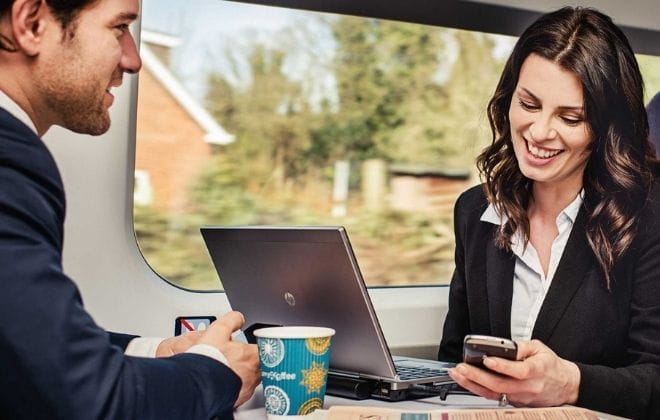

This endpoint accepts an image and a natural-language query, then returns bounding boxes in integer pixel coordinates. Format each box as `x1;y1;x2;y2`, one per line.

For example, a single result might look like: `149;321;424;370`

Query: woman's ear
9;0;50;57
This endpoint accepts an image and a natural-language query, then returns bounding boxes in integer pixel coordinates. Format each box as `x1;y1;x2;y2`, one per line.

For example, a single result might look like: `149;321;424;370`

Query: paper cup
255;326;335;419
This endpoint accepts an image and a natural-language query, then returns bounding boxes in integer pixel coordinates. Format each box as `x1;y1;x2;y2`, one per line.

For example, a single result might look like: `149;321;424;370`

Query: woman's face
509;53;592;189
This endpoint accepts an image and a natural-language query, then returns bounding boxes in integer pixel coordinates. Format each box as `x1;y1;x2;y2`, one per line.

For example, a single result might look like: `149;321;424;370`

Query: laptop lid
201;226;398;379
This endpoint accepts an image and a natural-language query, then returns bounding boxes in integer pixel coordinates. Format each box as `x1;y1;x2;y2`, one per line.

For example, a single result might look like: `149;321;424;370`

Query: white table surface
235;386;628;420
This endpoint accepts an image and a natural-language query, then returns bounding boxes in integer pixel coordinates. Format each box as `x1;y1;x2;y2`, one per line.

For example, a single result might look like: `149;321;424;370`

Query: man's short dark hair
1;0;99;51
1;0;98;30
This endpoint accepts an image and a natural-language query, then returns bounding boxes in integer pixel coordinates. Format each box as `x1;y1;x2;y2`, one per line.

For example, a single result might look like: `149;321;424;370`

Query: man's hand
198;311;261;407
155;330;204;357
153;312;261;407
448;339;581;407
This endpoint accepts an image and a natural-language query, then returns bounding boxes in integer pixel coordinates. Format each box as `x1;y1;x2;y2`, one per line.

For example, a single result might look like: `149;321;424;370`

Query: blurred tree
309;18;503;169
310;17;422;162
206;45;315;194
134;205;220;289
637;54;660;104
187;154;260;225
433;31;504;169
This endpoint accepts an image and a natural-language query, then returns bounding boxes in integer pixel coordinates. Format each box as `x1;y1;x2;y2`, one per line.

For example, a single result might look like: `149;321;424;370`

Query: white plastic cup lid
253;326;335;339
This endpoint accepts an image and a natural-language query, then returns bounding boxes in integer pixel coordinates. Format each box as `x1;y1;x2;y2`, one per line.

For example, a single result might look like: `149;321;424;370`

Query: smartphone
463;335;517;367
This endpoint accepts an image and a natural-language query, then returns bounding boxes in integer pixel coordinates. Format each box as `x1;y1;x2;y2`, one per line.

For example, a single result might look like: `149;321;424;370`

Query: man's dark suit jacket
439;184;660;420
648;92;660;158
0;108;241;419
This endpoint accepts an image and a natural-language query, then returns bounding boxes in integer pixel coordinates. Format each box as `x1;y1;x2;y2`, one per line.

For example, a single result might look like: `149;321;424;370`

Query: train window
639;54;660;102
134;0;659;291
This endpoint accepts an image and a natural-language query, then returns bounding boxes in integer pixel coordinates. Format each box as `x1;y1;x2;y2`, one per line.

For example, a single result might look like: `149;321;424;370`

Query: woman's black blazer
438;184;660;419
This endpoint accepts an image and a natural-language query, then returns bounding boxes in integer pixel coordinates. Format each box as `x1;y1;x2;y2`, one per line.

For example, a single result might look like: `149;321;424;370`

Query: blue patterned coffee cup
254;326;335;419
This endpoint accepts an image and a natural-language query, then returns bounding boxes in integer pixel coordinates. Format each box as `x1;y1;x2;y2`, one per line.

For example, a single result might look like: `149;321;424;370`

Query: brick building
134;31;233;212
388;164;471;213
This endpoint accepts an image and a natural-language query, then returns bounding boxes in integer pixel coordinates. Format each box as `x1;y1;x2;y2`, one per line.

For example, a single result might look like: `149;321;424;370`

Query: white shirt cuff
124;337;164;358
124;338;230;367
186;344;230;367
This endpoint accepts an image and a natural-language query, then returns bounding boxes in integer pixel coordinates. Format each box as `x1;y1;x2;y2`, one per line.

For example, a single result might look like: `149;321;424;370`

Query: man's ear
10;0;50;57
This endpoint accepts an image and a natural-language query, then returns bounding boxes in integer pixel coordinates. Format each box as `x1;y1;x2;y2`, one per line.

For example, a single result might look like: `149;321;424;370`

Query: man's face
34;0;142;135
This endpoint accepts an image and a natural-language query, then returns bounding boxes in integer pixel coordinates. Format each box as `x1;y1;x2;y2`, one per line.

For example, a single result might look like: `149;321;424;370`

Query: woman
438;7;660;419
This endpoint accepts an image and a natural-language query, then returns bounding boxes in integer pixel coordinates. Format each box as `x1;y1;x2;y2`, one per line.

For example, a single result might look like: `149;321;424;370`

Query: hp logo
284;292;296;307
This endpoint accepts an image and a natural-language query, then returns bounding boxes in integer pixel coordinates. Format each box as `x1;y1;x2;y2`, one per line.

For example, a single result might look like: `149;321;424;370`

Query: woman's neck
529;179;582;222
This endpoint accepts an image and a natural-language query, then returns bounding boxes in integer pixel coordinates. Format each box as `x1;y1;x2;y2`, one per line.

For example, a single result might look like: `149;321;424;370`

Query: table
235;387;628;419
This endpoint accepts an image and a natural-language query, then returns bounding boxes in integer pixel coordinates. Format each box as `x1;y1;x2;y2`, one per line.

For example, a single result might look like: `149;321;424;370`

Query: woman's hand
448;339;581;407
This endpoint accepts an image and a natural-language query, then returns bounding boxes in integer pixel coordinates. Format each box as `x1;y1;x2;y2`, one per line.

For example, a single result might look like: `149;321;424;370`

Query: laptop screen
201;226;397;378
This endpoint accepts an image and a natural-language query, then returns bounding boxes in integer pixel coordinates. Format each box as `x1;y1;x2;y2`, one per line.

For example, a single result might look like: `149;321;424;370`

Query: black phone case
463;342;517;367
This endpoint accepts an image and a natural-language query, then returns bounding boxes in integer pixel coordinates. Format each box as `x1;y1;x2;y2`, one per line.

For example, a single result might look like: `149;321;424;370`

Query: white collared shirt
0;90;38;134
1;90;229;366
480;192;583;341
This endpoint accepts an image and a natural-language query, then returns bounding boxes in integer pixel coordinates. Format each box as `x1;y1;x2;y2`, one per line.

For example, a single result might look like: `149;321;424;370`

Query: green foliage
134;206;221;290
204;17;505;174
310;19;504;168
428;31;504;168
313;18;442;161
638;54;660;103
206;45;316;190
187;154;260;225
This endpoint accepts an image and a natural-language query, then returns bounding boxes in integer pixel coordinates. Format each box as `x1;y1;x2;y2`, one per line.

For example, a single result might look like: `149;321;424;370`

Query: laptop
201;226;455;401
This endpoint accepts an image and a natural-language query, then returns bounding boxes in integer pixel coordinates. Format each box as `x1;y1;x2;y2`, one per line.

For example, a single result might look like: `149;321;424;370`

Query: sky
142;0;295;36
141;0;337;103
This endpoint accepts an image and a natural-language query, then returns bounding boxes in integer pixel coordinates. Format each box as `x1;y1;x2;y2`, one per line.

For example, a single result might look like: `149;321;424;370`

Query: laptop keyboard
395;365;448;380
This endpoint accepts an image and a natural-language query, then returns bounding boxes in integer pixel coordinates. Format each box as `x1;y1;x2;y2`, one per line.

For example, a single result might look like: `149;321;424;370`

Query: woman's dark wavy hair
1;0;99;51
476;7;654;289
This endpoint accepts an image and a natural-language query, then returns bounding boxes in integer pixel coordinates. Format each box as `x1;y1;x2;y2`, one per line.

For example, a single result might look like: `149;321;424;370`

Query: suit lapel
486;232;516;338
532;208;594;342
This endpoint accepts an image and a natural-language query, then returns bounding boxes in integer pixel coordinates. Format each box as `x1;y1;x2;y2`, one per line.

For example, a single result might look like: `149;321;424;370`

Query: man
0;0;260;418
648;92;660;157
